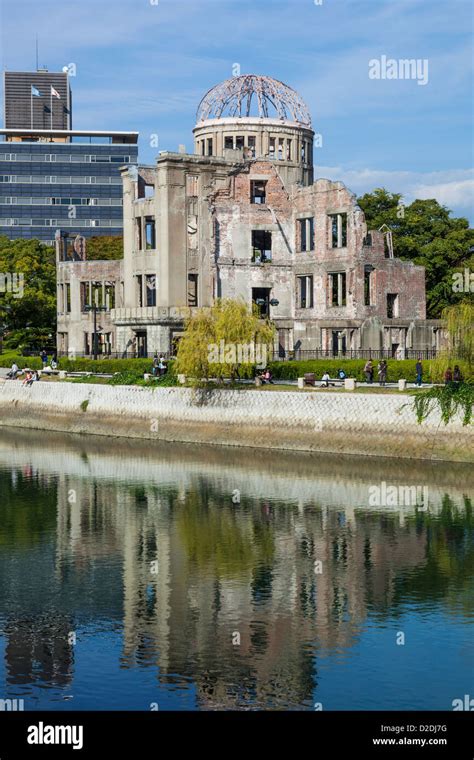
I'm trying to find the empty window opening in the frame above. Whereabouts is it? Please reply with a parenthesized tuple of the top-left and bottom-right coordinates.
(298, 275, 314, 308)
(146, 274, 156, 307)
(251, 180, 267, 204)
(299, 217, 314, 251)
(332, 330, 347, 356)
(364, 266, 375, 306)
(248, 136, 256, 157)
(92, 281, 103, 308)
(329, 272, 347, 307)
(252, 230, 272, 263)
(278, 138, 284, 160)
(145, 217, 156, 250)
(135, 330, 147, 358)
(187, 273, 198, 307)
(269, 138, 276, 158)
(80, 281, 89, 312)
(207, 138, 213, 156)
(236, 136, 244, 150)
(286, 140, 292, 161)
(387, 293, 399, 318)
(136, 218, 143, 250)
(105, 281, 115, 310)
(252, 287, 271, 318)
(224, 136, 234, 150)
(136, 275, 143, 307)
(329, 213, 347, 248)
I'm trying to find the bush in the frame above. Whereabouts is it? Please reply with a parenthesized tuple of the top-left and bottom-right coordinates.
(0, 354, 42, 370)
(267, 358, 473, 383)
(0, 353, 175, 375)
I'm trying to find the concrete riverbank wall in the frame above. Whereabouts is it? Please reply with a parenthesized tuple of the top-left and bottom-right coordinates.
(0, 382, 472, 462)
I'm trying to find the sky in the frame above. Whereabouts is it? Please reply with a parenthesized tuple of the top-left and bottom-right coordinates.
(0, 0, 472, 222)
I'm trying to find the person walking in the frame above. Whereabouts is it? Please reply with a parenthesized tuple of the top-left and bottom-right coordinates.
(377, 360, 387, 386)
(415, 357, 423, 387)
(152, 354, 159, 377)
(7, 362, 19, 379)
(364, 360, 374, 384)
(40, 350, 48, 368)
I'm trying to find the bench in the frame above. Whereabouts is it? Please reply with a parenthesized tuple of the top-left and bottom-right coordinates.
(300, 374, 346, 389)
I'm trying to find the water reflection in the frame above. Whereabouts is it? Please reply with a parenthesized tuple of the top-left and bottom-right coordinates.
(0, 428, 472, 710)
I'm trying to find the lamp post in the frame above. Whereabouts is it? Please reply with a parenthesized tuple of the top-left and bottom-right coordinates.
(84, 304, 107, 360)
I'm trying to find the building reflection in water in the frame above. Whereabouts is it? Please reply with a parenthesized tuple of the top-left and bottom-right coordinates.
(0, 429, 472, 710)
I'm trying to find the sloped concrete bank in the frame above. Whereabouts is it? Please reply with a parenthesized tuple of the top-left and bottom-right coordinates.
(0, 381, 472, 462)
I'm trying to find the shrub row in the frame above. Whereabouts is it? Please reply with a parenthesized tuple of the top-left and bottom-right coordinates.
(267, 359, 467, 383)
(0, 354, 175, 375)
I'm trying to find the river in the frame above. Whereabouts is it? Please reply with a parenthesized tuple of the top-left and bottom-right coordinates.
(0, 428, 472, 711)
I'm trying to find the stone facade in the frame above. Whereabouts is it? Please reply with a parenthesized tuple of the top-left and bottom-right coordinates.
(56, 75, 443, 358)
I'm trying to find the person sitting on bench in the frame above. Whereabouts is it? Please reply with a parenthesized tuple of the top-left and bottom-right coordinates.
(258, 368, 274, 385)
(321, 371, 336, 388)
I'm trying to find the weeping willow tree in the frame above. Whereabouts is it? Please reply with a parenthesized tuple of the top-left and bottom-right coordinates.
(175, 299, 275, 385)
(443, 301, 473, 370)
(415, 301, 473, 425)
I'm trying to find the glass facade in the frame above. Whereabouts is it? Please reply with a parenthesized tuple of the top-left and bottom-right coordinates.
(0, 139, 138, 244)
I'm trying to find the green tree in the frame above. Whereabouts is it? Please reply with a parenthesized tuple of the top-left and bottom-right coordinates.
(358, 189, 474, 317)
(175, 299, 275, 383)
(86, 235, 123, 260)
(0, 236, 56, 348)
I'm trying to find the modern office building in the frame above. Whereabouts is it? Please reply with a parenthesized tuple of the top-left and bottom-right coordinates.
(0, 69, 138, 245)
(4, 70, 71, 130)
(57, 74, 442, 358)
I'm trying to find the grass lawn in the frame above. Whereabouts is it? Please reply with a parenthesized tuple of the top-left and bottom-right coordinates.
(249, 383, 421, 395)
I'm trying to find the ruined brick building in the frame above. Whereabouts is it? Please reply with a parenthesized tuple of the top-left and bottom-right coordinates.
(56, 74, 442, 358)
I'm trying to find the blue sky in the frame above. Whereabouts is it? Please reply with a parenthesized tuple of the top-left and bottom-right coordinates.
(1, 0, 473, 221)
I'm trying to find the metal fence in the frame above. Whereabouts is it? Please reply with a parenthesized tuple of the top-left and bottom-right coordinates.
(47, 348, 440, 362)
(271, 349, 438, 361)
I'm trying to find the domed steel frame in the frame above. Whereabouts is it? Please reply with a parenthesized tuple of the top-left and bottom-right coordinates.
(196, 75, 312, 128)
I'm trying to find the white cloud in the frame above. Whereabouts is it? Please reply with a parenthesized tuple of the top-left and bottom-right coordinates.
(316, 166, 474, 216)
(412, 179, 474, 208)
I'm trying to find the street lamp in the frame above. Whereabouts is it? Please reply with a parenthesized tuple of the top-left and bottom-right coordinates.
(84, 304, 107, 360)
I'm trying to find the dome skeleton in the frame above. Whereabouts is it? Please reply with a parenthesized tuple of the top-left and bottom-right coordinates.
(196, 74, 312, 128)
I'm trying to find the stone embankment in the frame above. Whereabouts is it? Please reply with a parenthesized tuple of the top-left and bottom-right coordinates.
(0, 381, 471, 462)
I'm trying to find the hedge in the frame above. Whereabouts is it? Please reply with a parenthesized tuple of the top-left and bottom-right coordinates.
(268, 359, 471, 383)
(0, 354, 175, 375)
